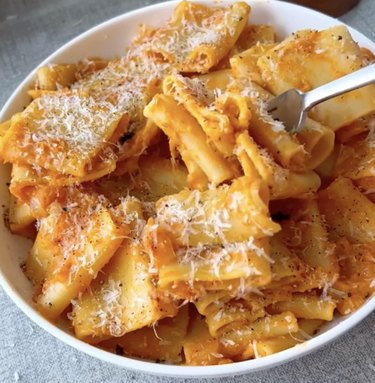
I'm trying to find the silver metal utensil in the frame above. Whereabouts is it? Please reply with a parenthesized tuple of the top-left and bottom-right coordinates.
(266, 63, 375, 132)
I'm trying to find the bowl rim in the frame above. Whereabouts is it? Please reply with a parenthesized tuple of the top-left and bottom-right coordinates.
(1, 0, 374, 378)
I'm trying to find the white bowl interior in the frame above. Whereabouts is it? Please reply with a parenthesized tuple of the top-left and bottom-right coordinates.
(0, 0, 374, 378)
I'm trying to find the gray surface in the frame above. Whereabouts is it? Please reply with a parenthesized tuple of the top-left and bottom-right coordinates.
(0, 0, 375, 381)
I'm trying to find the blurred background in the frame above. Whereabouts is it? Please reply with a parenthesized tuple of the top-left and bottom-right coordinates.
(284, 0, 360, 17)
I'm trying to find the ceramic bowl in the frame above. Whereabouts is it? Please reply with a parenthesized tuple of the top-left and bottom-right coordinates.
(0, 0, 374, 378)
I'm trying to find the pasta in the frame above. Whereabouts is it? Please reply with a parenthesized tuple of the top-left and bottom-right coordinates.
(257, 25, 375, 130)
(1, 1, 375, 366)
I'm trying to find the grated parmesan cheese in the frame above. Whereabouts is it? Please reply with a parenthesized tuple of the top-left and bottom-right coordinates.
(16, 94, 122, 174)
(241, 86, 286, 132)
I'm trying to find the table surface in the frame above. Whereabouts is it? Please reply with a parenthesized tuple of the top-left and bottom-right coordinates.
(0, 0, 375, 382)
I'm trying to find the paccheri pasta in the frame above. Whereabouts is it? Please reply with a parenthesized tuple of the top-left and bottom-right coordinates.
(1, 1, 375, 366)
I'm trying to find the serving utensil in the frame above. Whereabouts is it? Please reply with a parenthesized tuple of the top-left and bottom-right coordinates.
(267, 63, 375, 132)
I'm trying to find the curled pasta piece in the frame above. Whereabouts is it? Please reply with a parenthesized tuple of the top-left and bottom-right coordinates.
(254, 319, 324, 358)
(257, 25, 375, 130)
(147, 1, 250, 73)
(236, 132, 321, 199)
(144, 94, 238, 185)
(155, 176, 279, 247)
(183, 312, 232, 365)
(117, 120, 160, 162)
(72, 241, 177, 343)
(268, 294, 336, 321)
(335, 113, 374, 144)
(333, 239, 375, 315)
(162, 74, 235, 156)
(30, 192, 127, 319)
(71, 199, 177, 342)
(195, 292, 265, 337)
(99, 305, 189, 364)
(332, 132, 375, 194)
(215, 92, 251, 131)
(161, 240, 271, 287)
(219, 312, 299, 357)
(8, 195, 36, 239)
(9, 157, 116, 217)
(70, 45, 171, 169)
(230, 43, 277, 86)
(35, 60, 107, 91)
(0, 94, 124, 177)
(143, 221, 273, 298)
(278, 199, 338, 274)
(295, 118, 335, 171)
(318, 177, 375, 243)
(231, 80, 333, 171)
(179, 147, 209, 190)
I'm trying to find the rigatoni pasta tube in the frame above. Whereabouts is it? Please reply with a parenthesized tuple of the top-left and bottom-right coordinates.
(269, 236, 308, 282)
(144, 94, 235, 185)
(198, 69, 233, 91)
(155, 176, 280, 247)
(143, 223, 272, 295)
(36, 208, 125, 319)
(162, 75, 235, 157)
(236, 132, 321, 200)
(179, 147, 209, 190)
(237, 82, 307, 170)
(235, 81, 333, 171)
(8, 195, 35, 238)
(268, 294, 336, 321)
(318, 177, 375, 243)
(296, 118, 334, 171)
(280, 199, 338, 273)
(196, 292, 265, 337)
(219, 312, 299, 356)
(188, 2, 250, 72)
(161, 1, 250, 73)
(255, 319, 324, 357)
(0, 94, 122, 178)
(230, 43, 277, 86)
(183, 314, 232, 366)
(257, 25, 375, 130)
(333, 140, 375, 185)
(99, 305, 189, 364)
(72, 240, 177, 343)
(158, 238, 272, 287)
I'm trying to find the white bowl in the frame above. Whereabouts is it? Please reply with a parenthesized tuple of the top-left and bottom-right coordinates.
(0, 0, 374, 378)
